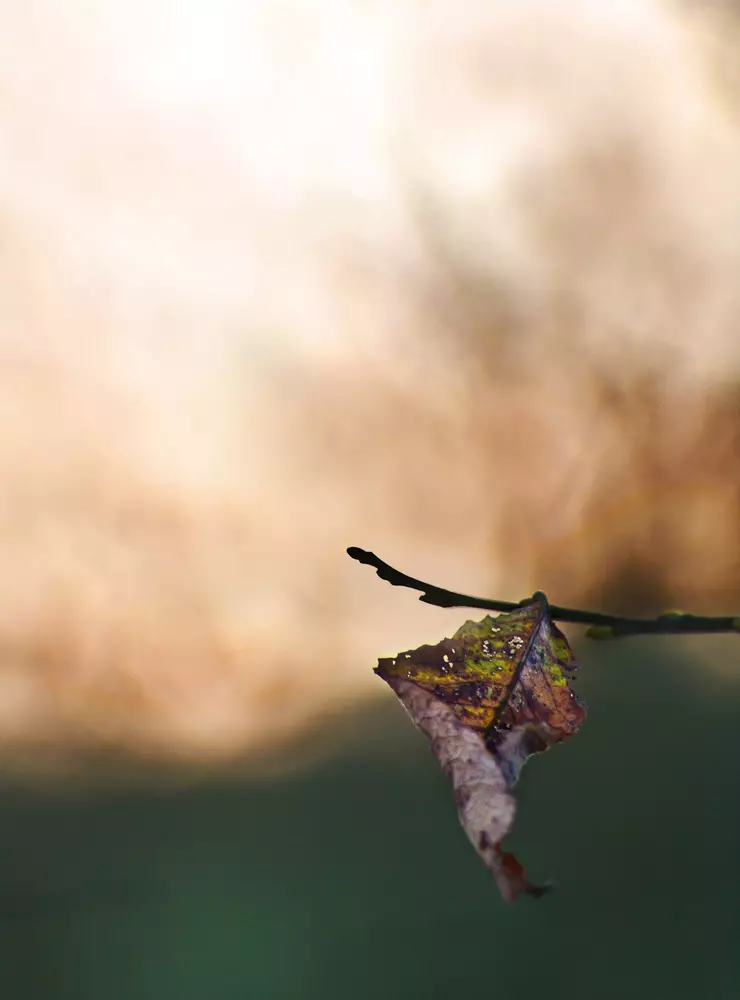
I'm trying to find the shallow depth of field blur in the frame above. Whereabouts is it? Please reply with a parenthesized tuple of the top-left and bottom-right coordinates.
(1, 0, 740, 997)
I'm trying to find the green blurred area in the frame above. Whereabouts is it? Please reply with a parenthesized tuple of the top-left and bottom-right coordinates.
(0, 634, 738, 1000)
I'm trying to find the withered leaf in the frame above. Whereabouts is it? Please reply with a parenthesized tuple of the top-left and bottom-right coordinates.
(376, 595, 586, 901)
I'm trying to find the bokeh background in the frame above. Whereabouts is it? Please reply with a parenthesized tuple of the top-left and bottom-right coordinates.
(0, 0, 740, 996)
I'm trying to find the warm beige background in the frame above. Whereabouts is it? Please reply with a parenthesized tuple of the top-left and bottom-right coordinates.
(1, 0, 740, 767)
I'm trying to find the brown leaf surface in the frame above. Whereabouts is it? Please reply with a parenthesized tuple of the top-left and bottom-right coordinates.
(376, 597, 586, 900)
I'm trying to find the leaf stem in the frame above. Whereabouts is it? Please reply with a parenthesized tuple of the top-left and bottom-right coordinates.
(346, 546, 740, 639)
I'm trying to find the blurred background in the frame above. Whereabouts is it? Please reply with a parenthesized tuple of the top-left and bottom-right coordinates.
(0, 0, 740, 996)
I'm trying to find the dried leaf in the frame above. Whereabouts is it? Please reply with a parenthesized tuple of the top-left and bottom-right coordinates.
(376, 596, 586, 901)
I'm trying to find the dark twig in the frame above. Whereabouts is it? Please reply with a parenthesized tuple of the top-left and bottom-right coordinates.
(347, 546, 740, 639)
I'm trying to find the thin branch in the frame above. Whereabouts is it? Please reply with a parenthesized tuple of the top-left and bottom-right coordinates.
(347, 546, 740, 639)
